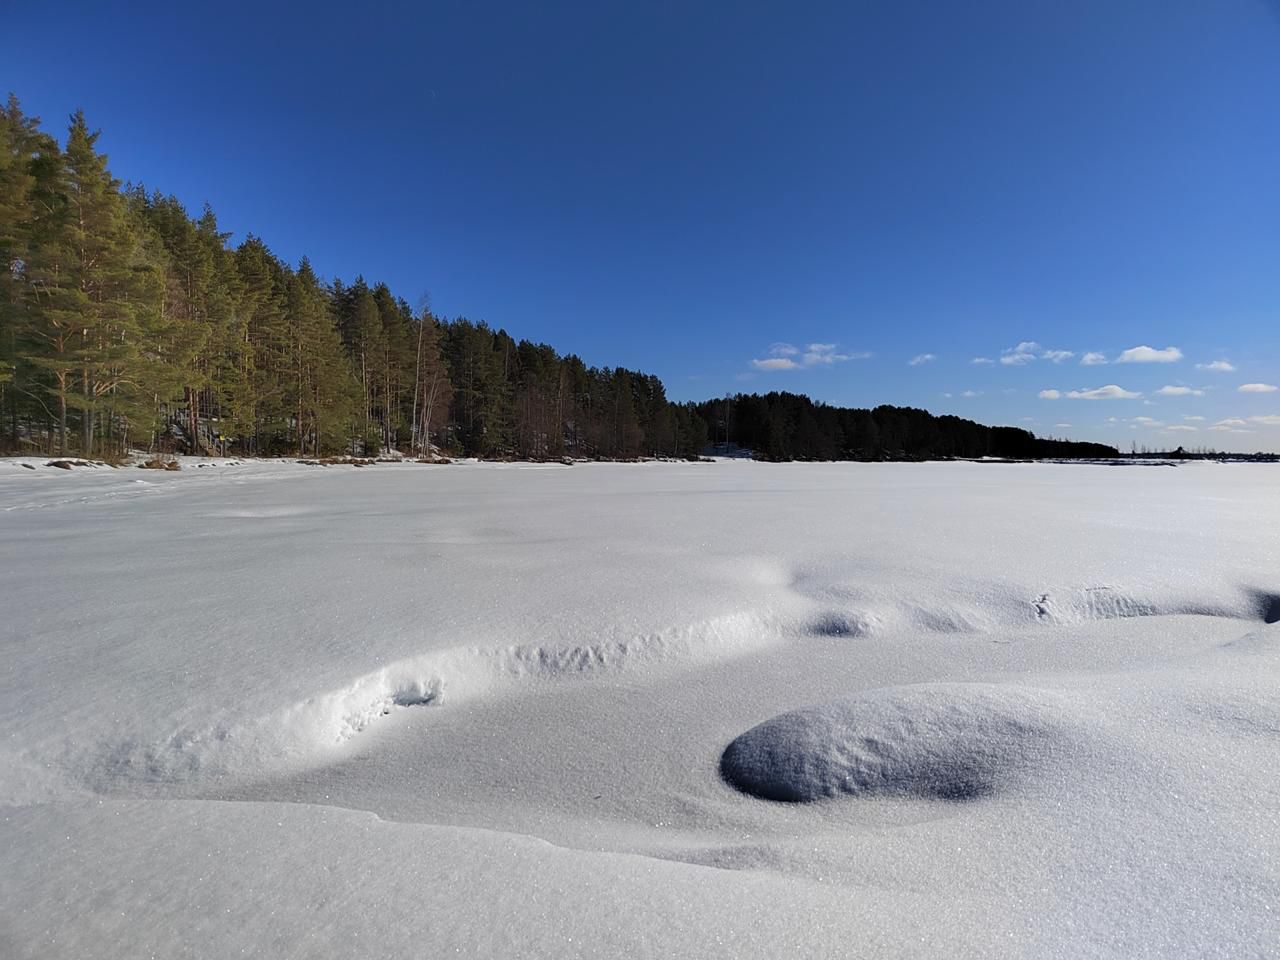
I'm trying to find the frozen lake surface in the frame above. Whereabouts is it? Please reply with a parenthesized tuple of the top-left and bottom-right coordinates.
(1, 458, 1277, 958)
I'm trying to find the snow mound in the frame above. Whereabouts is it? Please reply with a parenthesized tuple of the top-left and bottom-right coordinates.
(720, 683, 1072, 802)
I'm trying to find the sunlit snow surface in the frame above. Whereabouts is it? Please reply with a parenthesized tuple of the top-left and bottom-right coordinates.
(1, 458, 1277, 958)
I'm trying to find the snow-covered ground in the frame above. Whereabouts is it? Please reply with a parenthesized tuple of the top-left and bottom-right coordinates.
(1, 457, 1277, 958)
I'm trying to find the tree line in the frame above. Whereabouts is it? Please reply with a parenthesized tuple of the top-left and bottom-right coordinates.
(694, 393, 1118, 461)
(0, 98, 708, 460)
(0, 97, 1116, 463)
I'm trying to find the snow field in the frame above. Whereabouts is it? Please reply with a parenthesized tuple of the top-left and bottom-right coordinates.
(1, 458, 1278, 958)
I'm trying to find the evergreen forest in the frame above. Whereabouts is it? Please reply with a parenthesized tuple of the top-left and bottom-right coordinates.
(0, 98, 1118, 462)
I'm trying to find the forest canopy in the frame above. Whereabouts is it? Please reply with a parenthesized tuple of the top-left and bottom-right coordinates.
(0, 97, 1117, 462)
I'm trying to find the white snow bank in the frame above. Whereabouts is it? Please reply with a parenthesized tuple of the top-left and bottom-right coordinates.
(720, 683, 1076, 802)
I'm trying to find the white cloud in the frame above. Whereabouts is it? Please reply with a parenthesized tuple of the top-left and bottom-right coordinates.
(960, 389, 981, 398)
(1155, 385, 1203, 397)
(1054, 422, 1072, 428)
(941, 392, 953, 399)
(1116, 345, 1183, 363)
(1065, 384, 1141, 400)
(1183, 415, 1205, 421)
(1196, 360, 1236, 372)
(752, 357, 799, 371)
(971, 357, 993, 365)
(1038, 389, 1061, 399)
(998, 342, 1076, 366)
(801, 343, 856, 365)
(752, 342, 869, 371)
(1249, 415, 1280, 426)
(1080, 352, 1107, 366)
(1132, 416, 1162, 427)
(1000, 341, 1041, 366)
(1213, 419, 1248, 427)
(1238, 383, 1278, 393)
(1164, 425, 1197, 433)
(909, 353, 937, 366)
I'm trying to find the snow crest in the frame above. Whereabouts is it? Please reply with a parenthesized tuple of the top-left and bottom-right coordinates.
(12, 611, 778, 800)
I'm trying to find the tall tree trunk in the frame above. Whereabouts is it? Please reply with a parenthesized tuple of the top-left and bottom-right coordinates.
(57, 374, 68, 456)
(81, 367, 93, 456)
(186, 386, 201, 454)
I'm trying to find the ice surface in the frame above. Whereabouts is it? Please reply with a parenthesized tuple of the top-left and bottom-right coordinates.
(1, 458, 1278, 958)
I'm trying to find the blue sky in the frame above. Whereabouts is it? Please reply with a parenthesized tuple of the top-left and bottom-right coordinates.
(5, 1, 1279, 449)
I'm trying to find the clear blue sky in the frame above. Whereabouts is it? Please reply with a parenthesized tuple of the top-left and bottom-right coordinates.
(5, 0, 1279, 448)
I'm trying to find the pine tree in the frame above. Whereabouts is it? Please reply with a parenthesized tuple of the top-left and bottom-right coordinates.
(410, 310, 452, 455)
(0, 97, 42, 440)
(286, 258, 357, 455)
(17, 112, 149, 455)
(236, 236, 291, 452)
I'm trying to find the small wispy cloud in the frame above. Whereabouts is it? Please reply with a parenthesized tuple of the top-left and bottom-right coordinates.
(971, 357, 994, 365)
(1164, 425, 1197, 433)
(1250, 414, 1280, 426)
(1183, 415, 1205, 421)
(1209, 418, 1251, 434)
(999, 341, 1075, 366)
(1131, 416, 1162, 427)
(1155, 385, 1203, 397)
(1116, 345, 1182, 364)
(1038, 389, 1061, 399)
(752, 357, 798, 371)
(1196, 360, 1236, 372)
(960, 389, 981, 398)
(1238, 383, 1278, 393)
(751, 342, 868, 371)
(804, 343, 871, 365)
(909, 353, 937, 366)
(1065, 384, 1141, 400)
(1054, 422, 1072, 428)
(1000, 341, 1041, 366)
(1080, 352, 1107, 366)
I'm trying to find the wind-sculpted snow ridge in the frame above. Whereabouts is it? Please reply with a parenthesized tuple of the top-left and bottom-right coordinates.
(72, 662, 460, 794)
(491, 610, 773, 678)
(1028, 585, 1274, 625)
(35, 611, 779, 799)
(799, 577, 1276, 639)
(720, 683, 1080, 802)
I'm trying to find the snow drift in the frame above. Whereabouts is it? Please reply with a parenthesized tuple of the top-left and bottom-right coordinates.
(720, 683, 1074, 802)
